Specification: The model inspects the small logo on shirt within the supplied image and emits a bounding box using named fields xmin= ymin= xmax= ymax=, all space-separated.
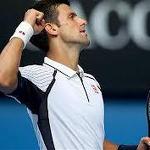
xmin=19 ymin=31 xmax=25 ymax=35
xmin=91 ymin=85 xmax=99 ymax=93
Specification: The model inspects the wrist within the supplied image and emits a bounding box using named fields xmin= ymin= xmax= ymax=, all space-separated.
xmin=10 ymin=21 xmax=34 ymax=49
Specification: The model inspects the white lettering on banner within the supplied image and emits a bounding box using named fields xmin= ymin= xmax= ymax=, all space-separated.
xmin=128 ymin=1 xmax=150 ymax=50
xmin=90 ymin=1 xmax=131 ymax=50
xmin=71 ymin=0 xmax=150 ymax=51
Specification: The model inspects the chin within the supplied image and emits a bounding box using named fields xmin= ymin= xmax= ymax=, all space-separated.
xmin=80 ymin=40 xmax=90 ymax=50
xmin=83 ymin=39 xmax=90 ymax=47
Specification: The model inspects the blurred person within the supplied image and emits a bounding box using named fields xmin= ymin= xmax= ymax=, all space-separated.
xmin=0 ymin=0 xmax=149 ymax=149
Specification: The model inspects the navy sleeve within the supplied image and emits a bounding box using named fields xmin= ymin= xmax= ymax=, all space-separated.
xmin=10 ymin=72 xmax=44 ymax=114
xmin=118 ymin=145 xmax=138 ymax=150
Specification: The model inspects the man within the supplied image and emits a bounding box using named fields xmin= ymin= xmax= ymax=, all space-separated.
xmin=0 ymin=0 xmax=149 ymax=149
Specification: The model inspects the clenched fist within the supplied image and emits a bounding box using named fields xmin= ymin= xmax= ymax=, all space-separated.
xmin=24 ymin=9 xmax=45 ymax=34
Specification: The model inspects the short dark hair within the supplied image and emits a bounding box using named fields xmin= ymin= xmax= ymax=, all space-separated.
xmin=30 ymin=0 xmax=70 ymax=53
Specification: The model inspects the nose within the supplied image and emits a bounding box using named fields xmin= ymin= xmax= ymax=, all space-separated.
xmin=78 ymin=17 xmax=87 ymax=26
xmin=82 ymin=18 xmax=87 ymax=25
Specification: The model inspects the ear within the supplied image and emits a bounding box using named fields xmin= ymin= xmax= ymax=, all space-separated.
xmin=45 ymin=23 xmax=58 ymax=36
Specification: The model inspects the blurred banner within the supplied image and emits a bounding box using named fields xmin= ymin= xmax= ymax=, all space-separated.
xmin=1 ymin=0 xmax=150 ymax=97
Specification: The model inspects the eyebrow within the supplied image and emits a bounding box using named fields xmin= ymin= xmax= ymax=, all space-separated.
xmin=68 ymin=12 xmax=77 ymax=17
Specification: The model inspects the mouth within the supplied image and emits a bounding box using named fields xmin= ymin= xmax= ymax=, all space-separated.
xmin=80 ymin=29 xmax=87 ymax=36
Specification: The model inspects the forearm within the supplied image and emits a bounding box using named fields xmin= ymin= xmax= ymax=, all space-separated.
xmin=0 ymin=38 xmax=23 ymax=91
xmin=0 ymin=9 xmax=45 ymax=93
xmin=104 ymin=140 xmax=138 ymax=150
xmin=104 ymin=140 xmax=118 ymax=150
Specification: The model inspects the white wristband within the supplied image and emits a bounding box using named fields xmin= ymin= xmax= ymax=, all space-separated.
xmin=10 ymin=21 xmax=34 ymax=49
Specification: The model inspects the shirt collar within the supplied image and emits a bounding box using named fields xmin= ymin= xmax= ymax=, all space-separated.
xmin=43 ymin=57 xmax=84 ymax=78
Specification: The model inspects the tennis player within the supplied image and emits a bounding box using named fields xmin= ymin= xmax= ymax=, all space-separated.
xmin=0 ymin=0 xmax=150 ymax=149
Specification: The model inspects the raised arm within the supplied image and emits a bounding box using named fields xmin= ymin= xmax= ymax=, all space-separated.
xmin=0 ymin=9 xmax=45 ymax=93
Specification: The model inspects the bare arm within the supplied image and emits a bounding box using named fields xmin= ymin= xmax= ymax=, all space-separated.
xmin=0 ymin=38 xmax=24 ymax=93
xmin=0 ymin=9 xmax=45 ymax=93
xmin=104 ymin=137 xmax=150 ymax=150
xmin=104 ymin=140 xmax=118 ymax=150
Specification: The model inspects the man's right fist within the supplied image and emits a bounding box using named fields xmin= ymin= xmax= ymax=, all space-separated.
xmin=24 ymin=9 xmax=45 ymax=34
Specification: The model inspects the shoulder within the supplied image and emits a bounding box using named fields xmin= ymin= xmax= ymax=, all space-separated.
xmin=19 ymin=64 xmax=54 ymax=77
xmin=84 ymin=73 xmax=101 ymax=90
xmin=19 ymin=64 xmax=55 ymax=91
xmin=84 ymin=73 xmax=96 ymax=81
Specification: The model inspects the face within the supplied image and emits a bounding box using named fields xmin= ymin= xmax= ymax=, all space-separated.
xmin=56 ymin=4 xmax=90 ymax=48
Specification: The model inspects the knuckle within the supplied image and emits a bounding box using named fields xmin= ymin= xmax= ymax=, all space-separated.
xmin=31 ymin=8 xmax=35 ymax=12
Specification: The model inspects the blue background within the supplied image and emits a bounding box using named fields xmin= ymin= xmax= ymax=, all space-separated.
xmin=0 ymin=96 xmax=148 ymax=149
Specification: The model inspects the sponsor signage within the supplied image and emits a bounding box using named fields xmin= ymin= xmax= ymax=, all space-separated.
xmin=1 ymin=0 xmax=150 ymax=97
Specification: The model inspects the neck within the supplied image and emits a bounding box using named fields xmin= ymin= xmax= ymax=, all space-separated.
xmin=46 ymin=41 xmax=80 ymax=71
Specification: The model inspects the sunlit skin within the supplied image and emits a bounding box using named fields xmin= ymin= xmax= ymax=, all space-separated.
xmin=45 ymin=4 xmax=90 ymax=71
xmin=57 ymin=4 xmax=90 ymax=48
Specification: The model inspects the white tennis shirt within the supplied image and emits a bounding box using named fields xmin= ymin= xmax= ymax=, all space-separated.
xmin=11 ymin=57 xmax=104 ymax=150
